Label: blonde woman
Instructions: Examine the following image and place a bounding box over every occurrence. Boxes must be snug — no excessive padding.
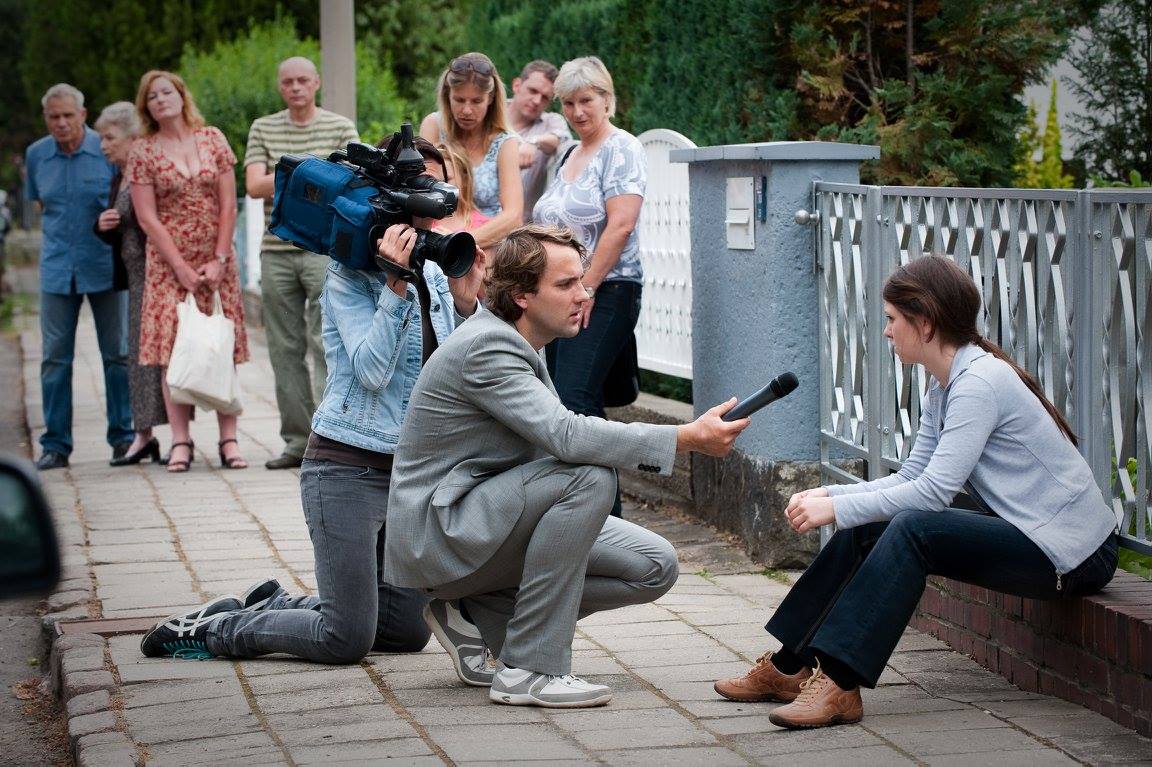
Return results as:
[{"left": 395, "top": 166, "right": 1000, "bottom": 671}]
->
[
  {"left": 420, "top": 52, "right": 521, "bottom": 248},
  {"left": 533, "top": 56, "right": 646, "bottom": 517}
]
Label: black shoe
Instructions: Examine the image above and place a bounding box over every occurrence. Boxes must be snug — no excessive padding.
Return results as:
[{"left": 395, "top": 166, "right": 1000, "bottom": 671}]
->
[
  {"left": 265, "top": 453, "right": 303, "bottom": 470},
  {"left": 239, "top": 578, "right": 281, "bottom": 611},
  {"left": 111, "top": 441, "right": 134, "bottom": 461},
  {"left": 139, "top": 595, "right": 242, "bottom": 658},
  {"left": 110, "top": 438, "right": 161, "bottom": 466},
  {"left": 35, "top": 451, "right": 69, "bottom": 471}
]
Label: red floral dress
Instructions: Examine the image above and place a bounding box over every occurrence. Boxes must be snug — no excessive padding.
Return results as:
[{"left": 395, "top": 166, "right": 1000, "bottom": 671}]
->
[{"left": 125, "top": 126, "right": 249, "bottom": 366}]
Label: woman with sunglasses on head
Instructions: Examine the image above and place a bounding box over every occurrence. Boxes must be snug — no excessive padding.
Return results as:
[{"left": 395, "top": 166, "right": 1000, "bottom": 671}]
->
[
  {"left": 713, "top": 255, "right": 1119, "bottom": 730},
  {"left": 420, "top": 52, "right": 521, "bottom": 250}
]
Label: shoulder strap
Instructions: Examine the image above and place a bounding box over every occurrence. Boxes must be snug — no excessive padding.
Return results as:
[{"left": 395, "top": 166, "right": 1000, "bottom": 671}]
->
[{"left": 558, "top": 144, "right": 576, "bottom": 168}]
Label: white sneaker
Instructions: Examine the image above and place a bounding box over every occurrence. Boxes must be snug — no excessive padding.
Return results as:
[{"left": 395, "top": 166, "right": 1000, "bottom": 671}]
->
[{"left": 489, "top": 667, "right": 612, "bottom": 708}]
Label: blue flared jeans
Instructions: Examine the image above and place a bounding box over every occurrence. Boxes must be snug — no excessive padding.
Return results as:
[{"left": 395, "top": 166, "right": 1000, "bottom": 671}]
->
[{"left": 766, "top": 509, "right": 1118, "bottom": 687}]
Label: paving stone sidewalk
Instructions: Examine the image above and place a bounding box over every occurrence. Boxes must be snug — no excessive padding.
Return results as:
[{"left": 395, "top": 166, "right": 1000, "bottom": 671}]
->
[{"left": 17, "top": 308, "right": 1152, "bottom": 766}]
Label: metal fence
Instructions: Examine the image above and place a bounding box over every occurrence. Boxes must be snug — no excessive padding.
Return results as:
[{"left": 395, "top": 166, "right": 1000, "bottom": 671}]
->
[{"left": 814, "top": 182, "right": 1152, "bottom": 555}]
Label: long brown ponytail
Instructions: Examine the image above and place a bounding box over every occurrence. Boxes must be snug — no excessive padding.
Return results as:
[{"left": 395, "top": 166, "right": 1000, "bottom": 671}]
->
[{"left": 882, "top": 256, "right": 1078, "bottom": 446}]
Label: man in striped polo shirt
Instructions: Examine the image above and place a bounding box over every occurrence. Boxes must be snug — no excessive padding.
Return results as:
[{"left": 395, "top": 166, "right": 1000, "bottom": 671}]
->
[{"left": 245, "top": 57, "right": 359, "bottom": 470}]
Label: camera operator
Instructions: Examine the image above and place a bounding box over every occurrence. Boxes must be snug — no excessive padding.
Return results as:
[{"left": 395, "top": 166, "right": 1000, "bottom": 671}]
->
[{"left": 139, "top": 143, "right": 486, "bottom": 665}]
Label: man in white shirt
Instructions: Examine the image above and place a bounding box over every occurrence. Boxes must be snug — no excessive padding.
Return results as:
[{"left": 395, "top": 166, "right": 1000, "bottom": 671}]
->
[{"left": 506, "top": 61, "right": 572, "bottom": 223}]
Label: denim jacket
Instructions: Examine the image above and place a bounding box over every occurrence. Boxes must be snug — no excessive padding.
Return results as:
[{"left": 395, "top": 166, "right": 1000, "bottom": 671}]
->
[{"left": 311, "top": 259, "right": 468, "bottom": 453}]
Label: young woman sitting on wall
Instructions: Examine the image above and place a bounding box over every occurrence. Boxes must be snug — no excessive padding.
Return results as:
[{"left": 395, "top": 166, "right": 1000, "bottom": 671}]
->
[{"left": 714, "top": 255, "right": 1119, "bottom": 729}]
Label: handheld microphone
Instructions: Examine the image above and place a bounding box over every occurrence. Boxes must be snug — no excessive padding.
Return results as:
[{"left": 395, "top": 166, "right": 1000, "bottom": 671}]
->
[{"left": 721, "top": 372, "right": 799, "bottom": 421}]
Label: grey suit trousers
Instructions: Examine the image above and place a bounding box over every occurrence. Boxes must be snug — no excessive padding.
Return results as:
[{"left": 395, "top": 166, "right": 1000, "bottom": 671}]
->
[{"left": 430, "top": 457, "right": 678, "bottom": 675}]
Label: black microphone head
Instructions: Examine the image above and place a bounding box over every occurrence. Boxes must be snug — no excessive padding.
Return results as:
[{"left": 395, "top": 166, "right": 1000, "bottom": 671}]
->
[{"left": 770, "top": 372, "right": 799, "bottom": 398}]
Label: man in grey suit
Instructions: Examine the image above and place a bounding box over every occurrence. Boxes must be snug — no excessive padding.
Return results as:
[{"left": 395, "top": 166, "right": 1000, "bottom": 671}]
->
[{"left": 385, "top": 225, "right": 750, "bottom": 708}]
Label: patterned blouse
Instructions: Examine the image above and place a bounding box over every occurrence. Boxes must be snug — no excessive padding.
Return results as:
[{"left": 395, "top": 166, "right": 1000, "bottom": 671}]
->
[{"left": 532, "top": 129, "right": 646, "bottom": 284}]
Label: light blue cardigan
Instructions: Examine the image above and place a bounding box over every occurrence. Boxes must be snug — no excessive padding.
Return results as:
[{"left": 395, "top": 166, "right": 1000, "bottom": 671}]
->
[{"left": 828, "top": 344, "right": 1117, "bottom": 575}]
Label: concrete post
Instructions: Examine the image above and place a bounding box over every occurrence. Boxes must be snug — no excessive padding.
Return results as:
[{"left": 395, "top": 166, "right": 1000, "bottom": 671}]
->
[
  {"left": 669, "top": 141, "right": 879, "bottom": 564},
  {"left": 320, "top": 0, "right": 356, "bottom": 123}
]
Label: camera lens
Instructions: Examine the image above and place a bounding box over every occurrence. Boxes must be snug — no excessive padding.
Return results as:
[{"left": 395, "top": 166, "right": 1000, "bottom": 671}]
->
[{"left": 414, "top": 229, "right": 476, "bottom": 278}]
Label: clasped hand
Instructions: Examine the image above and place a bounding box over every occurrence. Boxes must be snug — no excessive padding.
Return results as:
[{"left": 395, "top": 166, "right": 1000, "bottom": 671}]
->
[
  {"left": 97, "top": 208, "right": 121, "bottom": 232},
  {"left": 784, "top": 487, "right": 834, "bottom": 533}
]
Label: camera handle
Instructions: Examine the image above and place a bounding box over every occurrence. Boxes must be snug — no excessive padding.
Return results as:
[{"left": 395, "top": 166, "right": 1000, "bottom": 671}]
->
[{"left": 373, "top": 253, "right": 421, "bottom": 284}]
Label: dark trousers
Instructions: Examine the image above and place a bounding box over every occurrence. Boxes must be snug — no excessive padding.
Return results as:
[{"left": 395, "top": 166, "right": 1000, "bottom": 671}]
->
[
  {"left": 767, "top": 510, "right": 1118, "bottom": 688},
  {"left": 546, "top": 280, "right": 642, "bottom": 517}
]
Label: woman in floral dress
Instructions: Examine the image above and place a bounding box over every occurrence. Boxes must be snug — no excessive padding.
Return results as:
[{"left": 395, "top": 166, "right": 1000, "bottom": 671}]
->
[{"left": 127, "top": 70, "right": 249, "bottom": 472}]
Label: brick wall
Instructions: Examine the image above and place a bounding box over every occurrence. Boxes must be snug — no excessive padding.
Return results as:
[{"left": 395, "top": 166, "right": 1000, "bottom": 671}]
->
[{"left": 911, "top": 570, "right": 1152, "bottom": 737}]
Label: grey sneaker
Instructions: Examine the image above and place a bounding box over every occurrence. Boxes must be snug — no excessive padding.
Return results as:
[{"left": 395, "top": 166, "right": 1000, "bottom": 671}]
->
[
  {"left": 423, "top": 599, "right": 494, "bottom": 686},
  {"left": 239, "top": 578, "right": 282, "bottom": 611},
  {"left": 489, "top": 668, "right": 613, "bottom": 708}
]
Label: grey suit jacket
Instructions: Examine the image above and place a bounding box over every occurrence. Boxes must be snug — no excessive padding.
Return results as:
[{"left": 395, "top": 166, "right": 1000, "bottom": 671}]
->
[{"left": 384, "top": 309, "right": 678, "bottom": 589}]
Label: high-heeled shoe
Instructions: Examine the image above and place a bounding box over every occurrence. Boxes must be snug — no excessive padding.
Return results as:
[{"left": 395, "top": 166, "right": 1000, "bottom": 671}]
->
[
  {"left": 109, "top": 437, "right": 161, "bottom": 467},
  {"left": 218, "top": 438, "right": 248, "bottom": 469},
  {"left": 167, "top": 441, "right": 195, "bottom": 473}
]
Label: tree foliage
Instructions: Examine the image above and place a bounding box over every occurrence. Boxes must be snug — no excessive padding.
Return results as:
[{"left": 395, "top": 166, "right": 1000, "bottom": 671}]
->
[
  {"left": 17, "top": 0, "right": 318, "bottom": 117},
  {"left": 466, "top": 0, "right": 1097, "bottom": 186},
  {"left": 179, "top": 17, "right": 409, "bottom": 185},
  {"left": 355, "top": 0, "right": 471, "bottom": 114},
  {"left": 1014, "top": 103, "right": 1043, "bottom": 187},
  {"left": 1065, "top": 0, "right": 1152, "bottom": 181},
  {"left": 1015, "top": 82, "right": 1073, "bottom": 188}
]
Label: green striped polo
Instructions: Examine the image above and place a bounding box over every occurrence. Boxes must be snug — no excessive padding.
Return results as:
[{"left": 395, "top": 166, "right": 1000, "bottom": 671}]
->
[{"left": 245, "top": 108, "right": 359, "bottom": 253}]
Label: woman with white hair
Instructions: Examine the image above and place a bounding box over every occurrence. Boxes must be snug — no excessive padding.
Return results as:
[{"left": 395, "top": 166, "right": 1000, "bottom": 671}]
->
[
  {"left": 95, "top": 101, "right": 168, "bottom": 466},
  {"left": 533, "top": 56, "right": 646, "bottom": 518}
]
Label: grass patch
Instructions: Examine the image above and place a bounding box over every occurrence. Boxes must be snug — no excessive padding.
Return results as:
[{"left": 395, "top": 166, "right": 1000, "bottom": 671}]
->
[
  {"left": 759, "top": 568, "right": 792, "bottom": 586},
  {"left": 1118, "top": 547, "right": 1152, "bottom": 581},
  {"left": 0, "top": 292, "right": 35, "bottom": 332},
  {"left": 639, "top": 370, "right": 692, "bottom": 404},
  {"left": 693, "top": 568, "right": 715, "bottom": 582}
]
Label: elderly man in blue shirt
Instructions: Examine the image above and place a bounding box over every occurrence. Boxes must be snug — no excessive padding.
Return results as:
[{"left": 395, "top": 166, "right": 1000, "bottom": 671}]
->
[{"left": 25, "top": 83, "right": 132, "bottom": 470}]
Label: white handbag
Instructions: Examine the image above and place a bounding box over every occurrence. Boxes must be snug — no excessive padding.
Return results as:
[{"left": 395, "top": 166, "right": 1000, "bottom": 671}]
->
[{"left": 166, "top": 292, "right": 243, "bottom": 414}]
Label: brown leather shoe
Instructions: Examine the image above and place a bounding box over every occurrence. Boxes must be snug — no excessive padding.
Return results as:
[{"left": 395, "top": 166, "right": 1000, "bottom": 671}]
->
[
  {"left": 714, "top": 652, "right": 812, "bottom": 702},
  {"left": 767, "top": 663, "right": 863, "bottom": 728}
]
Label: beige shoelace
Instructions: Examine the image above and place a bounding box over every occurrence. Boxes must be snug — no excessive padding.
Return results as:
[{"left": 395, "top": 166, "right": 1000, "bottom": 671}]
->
[{"left": 794, "top": 660, "right": 828, "bottom": 705}]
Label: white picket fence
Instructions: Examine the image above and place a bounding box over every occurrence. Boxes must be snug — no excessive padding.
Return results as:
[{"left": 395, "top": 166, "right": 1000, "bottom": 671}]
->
[{"left": 236, "top": 129, "right": 699, "bottom": 380}]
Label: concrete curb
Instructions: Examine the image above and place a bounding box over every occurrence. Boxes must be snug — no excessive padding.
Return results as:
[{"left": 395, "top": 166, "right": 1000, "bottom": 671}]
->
[{"left": 50, "top": 632, "right": 138, "bottom": 767}]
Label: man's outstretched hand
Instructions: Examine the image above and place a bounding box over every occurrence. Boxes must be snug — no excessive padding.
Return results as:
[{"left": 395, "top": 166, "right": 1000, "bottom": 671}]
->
[{"left": 676, "top": 398, "right": 750, "bottom": 457}]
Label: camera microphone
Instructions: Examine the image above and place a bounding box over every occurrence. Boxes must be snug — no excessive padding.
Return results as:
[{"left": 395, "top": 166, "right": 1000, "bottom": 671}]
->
[{"left": 721, "top": 372, "right": 799, "bottom": 421}]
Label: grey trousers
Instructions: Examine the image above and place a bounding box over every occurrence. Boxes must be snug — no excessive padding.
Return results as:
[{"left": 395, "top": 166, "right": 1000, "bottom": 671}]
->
[
  {"left": 261, "top": 251, "right": 328, "bottom": 458},
  {"left": 207, "top": 459, "right": 431, "bottom": 663},
  {"left": 431, "top": 459, "right": 679, "bottom": 675}
]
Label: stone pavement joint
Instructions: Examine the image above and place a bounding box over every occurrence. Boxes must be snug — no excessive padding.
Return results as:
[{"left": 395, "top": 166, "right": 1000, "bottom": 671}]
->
[{"left": 18, "top": 304, "right": 1151, "bottom": 765}]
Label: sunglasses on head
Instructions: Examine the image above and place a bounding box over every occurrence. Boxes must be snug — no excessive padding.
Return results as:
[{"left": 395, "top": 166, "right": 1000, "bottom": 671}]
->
[{"left": 449, "top": 57, "right": 494, "bottom": 76}]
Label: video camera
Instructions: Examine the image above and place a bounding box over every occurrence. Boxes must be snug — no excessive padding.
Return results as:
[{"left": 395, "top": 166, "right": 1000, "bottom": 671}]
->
[{"left": 268, "top": 123, "right": 476, "bottom": 282}]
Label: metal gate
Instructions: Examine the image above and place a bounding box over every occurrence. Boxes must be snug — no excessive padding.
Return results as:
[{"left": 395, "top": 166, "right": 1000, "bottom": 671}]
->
[{"left": 813, "top": 182, "right": 1152, "bottom": 555}]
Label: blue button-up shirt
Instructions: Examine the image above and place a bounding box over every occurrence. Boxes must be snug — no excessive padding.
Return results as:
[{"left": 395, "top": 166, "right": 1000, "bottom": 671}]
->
[{"left": 24, "top": 127, "right": 115, "bottom": 294}]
